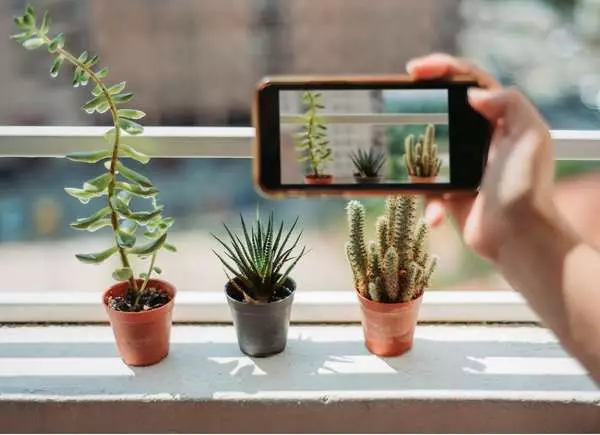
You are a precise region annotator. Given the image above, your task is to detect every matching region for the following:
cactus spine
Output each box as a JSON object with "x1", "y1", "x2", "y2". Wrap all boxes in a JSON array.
[
  {"x1": 345, "y1": 196, "x2": 438, "y2": 303},
  {"x1": 404, "y1": 124, "x2": 443, "y2": 178}
]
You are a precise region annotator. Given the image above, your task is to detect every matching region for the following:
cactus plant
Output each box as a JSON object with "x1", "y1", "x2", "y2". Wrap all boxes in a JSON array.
[
  {"x1": 294, "y1": 91, "x2": 334, "y2": 182},
  {"x1": 350, "y1": 148, "x2": 386, "y2": 181},
  {"x1": 404, "y1": 124, "x2": 443, "y2": 179},
  {"x1": 345, "y1": 196, "x2": 438, "y2": 303}
]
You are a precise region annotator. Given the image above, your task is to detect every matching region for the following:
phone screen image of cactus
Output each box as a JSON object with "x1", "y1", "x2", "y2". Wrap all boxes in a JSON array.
[
  {"x1": 350, "y1": 148, "x2": 386, "y2": 178},
  {"x1": 11, "y1": 6, "x2": 176, "y2": 312},
  {"x1": 404, "y1": 124, "x2": 443, "y2": 178},
  {"x1": 212, "y1": 212, "x2": 307, "y2": 304},
  {"x1": 294, "y1": 91, "x2": 333, "y2": 178},
  {"x1": 345, "y1": 196, "x2": 438, "y2": 303}
]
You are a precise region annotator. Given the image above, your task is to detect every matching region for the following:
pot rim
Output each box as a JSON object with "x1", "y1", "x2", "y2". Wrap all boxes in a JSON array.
[
  {"x1": 304, "y1": 174, "x2": 333, "y2": 179},
  {"x1": 356, "y1": 289, "x2": 423, "y2": 308},
  {"x1": 225, "y1": 277, "x2": 296, "y2": 307},
  {"x1": 102, "y1": 278, "x2": 177, "y2": 316},
  {"x1": 408, "y1": 175, "x2": 437, "y2": 181}
]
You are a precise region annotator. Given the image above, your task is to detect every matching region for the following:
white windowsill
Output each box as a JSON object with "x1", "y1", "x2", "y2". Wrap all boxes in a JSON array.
[{"x1": 1, "y1": 324, "x2": 598, "y2": 433}]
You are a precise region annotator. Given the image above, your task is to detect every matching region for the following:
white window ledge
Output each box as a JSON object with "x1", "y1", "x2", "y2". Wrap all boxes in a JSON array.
[{"x1": 0, "y1": 325, "x2": 598, "y2": 433}]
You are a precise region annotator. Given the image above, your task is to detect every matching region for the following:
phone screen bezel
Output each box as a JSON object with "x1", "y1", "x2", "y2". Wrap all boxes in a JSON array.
[{"x1": 255, "y1": 77, "x2": 491, "y2": 196}]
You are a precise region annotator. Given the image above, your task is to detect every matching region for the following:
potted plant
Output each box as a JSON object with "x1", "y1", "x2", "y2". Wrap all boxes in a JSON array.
[
  {"x1": 294, "y1": 91, "x2": 334, "y2": 184},
  {"x1": 350, "y1": 148, "x2": 386, "y2": 183},
  {"x1": 345, "y1": 196, "x2": 438, "y2": 356},
  {"x1": 12, "y1": 6, "x2": 177, "y2": 366},
  {"x1": 404, "y1": 124, "x2": 443, "y2": 183},
  {"x1": 212, "y1": 211, "x2": 307, "y2": 357}
]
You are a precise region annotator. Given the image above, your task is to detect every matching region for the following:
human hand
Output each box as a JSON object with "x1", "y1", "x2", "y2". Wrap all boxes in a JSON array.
[{"x1": 406, "y1": 53, "x2": 557, "y2": 262}]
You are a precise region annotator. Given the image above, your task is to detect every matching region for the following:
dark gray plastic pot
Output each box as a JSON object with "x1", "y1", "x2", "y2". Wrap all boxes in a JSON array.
[{"x1": 225, "y1": 278, "x2": 296, "y2": 357}]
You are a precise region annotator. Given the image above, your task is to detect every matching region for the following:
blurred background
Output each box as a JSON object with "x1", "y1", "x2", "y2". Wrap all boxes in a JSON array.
[{"x1": 1, "y1": 0, "x2": 600, "y2": 293}]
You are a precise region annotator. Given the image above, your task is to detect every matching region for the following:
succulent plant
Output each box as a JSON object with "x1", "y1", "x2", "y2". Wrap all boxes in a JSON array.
[
  {"x1": 345, "y1": 196, "x2": 438, "y2": 303},
  {"x1": 350, "y1": 148, "x2": 386, "y2": 178},
  {"x1": 11, "y1": 5, "x2": 176, "y2": 311},
  {"x1": 212, "y1": 211, "x2": 308, "y2": 304},
  {"x1": 404, "y1": 124, "x2": 443, "y2": 178},
  {"x1": 294, "y1": 91, "x2": 333, "y2": 177}
]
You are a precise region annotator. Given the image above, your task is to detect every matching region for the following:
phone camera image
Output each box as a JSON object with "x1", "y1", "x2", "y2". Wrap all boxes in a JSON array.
[{"x1": 279, "y1": 89, "x2": 450, "y2": 187}]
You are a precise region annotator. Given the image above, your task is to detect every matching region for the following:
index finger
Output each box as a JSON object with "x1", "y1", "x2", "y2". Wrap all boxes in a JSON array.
[{"x1": 406, "y1": 53, "x2": 502, "y2": 90}]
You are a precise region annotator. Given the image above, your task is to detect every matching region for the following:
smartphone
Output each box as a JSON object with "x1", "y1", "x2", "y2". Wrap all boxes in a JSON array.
[{"x1": 253, "y1": 74, "x2": 491, "y2": 197}]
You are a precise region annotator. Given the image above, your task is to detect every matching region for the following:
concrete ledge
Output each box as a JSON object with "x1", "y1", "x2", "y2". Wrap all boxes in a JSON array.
[{"x1": 0, "y1": 325, "x2": 598, "y2": 433}]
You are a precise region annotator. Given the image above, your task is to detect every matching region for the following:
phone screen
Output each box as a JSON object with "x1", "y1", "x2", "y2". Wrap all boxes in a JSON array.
[{"x1": 255, "y1": 78, "x2": 491, "y2": 196}]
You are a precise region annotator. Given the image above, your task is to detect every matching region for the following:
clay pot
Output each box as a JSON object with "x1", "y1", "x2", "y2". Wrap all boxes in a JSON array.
[
  {"x1": 356, "y1": 291, "x2": 423, "y2": 357},
  {"x1": 103, "y1": 279, "x2": 176, "y2": 366},
  {"x1": 225, "y1": 278, "x2": 296, "y2": 357},
  {"x1": 304, "y1": 174, "x2": 333, "y2": 185},
  {"x1": 409, "y1": 175, "x2": 436, "y2": 183}
]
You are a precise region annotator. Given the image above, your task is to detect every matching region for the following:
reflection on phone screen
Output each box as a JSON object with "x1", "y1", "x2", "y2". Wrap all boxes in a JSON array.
[{"x1": 279, "y1": 89, "x2": 450, "y2": 186}]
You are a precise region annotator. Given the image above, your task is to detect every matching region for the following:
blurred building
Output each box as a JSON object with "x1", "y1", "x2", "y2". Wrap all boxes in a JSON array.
[{"x1": 0, "y1": 0, "x2": 462, "y2": 127}]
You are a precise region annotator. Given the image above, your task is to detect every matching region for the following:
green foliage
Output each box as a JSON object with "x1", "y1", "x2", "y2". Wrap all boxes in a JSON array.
[
  {"x1": 345, "y1": 196, "x2": 438, "y2": 303},
  {"x1": 350, "y1": 148, "x2": 386, "y2": 178},
  {"x1": 294, "y1": 91, "x2": 333, "y2": 177},
  {"x1": 404, "y1": 124, "x2": 443, "y2": 178},
  {"x1": 12, "y1": 5, "x2": 176, "y2": 304},
  {"x1": 212, "y1": 212, "x2": 307, "y2": 304}
]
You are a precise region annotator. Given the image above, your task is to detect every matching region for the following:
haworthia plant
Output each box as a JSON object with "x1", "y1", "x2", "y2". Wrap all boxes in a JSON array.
[
  {"x1": 294, "y1": 91, "x2": 333, "y2": 177},
  {"x1": 11, "y1": 5, "x2": 176, "y2": 306},
  {"x1": 404, "y1": 124, "x2": 443, "y2": 178},
  {"x1": 345, "y1": 196, "x2": 438, "y2": 303}
]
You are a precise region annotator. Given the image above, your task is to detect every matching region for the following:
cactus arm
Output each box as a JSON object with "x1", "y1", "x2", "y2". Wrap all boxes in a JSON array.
[
  {"x1": 376, "y1": 216, "x2": 388, "y2": 261},
  {"x1": 346, "y1": 201, "x2": 369, "y2": 296},
  {"x1": 412, "y1": 220, "x2": 428, "y2": 265},
  {"x1": 385, "y1": 196, "x2": 399, "y2": 248},
  {"x1": 367, "y1": 240, "x2": 381, "y2": 283},
  {"x1": 369, "y1": 280, "x2": 382, "y2": 302},
  {"x1": 383, "y1": 247, "x2": 400, "y2": 302},
  {"x1": 404, "y1": 135, "x2": 415, "y2": 176}
]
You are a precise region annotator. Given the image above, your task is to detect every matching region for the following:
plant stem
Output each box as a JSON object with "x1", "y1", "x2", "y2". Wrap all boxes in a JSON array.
[
  {"x1": 306, "y1": 94, "x2": 319, "y2": 177},
  {"x1": 39, "y1": 33, "x2": 138, "y2": 291},
  {"x1": 139, "y1": 252, "x2": 157, "y2": 293}
]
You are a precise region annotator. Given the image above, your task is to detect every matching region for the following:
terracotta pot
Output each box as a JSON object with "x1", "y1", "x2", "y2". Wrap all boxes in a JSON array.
[
  {"x1": 357, "y1": 291, "x2": 423, "y2": 357},
  {"x1": 225, "y1": 277, "x2": 296, "y2": 357},
  {"x1": 103, "y1": 278, "x2": 176, "y2": 366},
  {"x1": 304, "y1": 174, "x2": 333, "y2": 185},
  {"x1": 409, "y1": 175, "x2": 437, "y2": 183}
]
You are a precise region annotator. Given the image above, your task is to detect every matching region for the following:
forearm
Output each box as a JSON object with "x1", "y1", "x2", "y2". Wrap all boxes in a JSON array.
[{"x1": 496, "y1": 206, "x2": 600, "y2": 384}]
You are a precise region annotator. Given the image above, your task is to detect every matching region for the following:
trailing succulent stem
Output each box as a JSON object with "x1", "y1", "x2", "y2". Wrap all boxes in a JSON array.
[
  {"x1": 350, "y1": 148, "x2": 386, "y2": 178},
  {"x1": 212, "y1": 211, "x2": 307, "y2": 304},
  {"x1": 12, "y1": 5, "x2": 176, "y2": 308},
  {"x1": 345, "y1": 196, "x2": 438, "y2": 303},
  {"x1": 294, "y1": 91, "x2": 333, "y2": 177},
  {"x1": 404, "y1": 124, "x2": 443, "y2": 178}
]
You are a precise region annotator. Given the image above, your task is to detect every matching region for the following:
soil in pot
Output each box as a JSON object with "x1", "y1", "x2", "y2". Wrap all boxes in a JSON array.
[
  {"x1": 408, "y1": 175, "x2": 437, "y2": 183},
  {"x1": 305, "y1": 174, "x2": 333, "y2": 185},
  {"x1": 103, "y1": 279, "x2": 176, "y2": 366},
  {"x1": 225, "y1": 278, "x2": 296, "y2": 357},
  {"x1": 357, "y1": 291, "x2": 423, "y2": 357}
]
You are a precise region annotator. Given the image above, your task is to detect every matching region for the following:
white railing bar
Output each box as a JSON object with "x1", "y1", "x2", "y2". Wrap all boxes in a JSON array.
[
  {"x1": 0, "y1": 127, "x2": 598, "y2": 160},
  {"x1": 0, "y1": 290, "x2": 538, "y2": 323},
  {"x1": 280, "y1": 113, "x2": 449, "y2": 124}
]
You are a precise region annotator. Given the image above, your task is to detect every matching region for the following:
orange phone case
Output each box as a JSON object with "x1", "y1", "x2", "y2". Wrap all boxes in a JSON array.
[{"x1": 252, "y1": 74, "x2": 478, "y2": 199}]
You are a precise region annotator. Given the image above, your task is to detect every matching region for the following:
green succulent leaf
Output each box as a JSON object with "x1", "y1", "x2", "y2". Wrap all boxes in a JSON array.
[
  {"x1": 96, "y1": 101, "x2": 111, "y2": 114},
  {"x1": 104, "y1": 128, "x2": 116, "y2": 144},
  {"x1": 78, "y1": 51, "x2": 88, "y2": 63},
  {"x1": 120, "y1": 219, "x2": 138, "y2": 235},
  {"x1": 70, "y1": 207, "x2": 111, "y2": 230},
  {"x1": 75, "y1": 246, "x2": 118, "y2": 265},
  {"x1": 64, "y1": 187, "x2": 105, "y2": 204},
  {"x1": 116, "y1": 181, "x2": 158, "y2": 198},
  {"x1": 118, "y1": 109, "x2": 146, "y2": 120},
  {"x1": 116, "y1": 162, "x2": 152, "y2": 187},
  {"x1": 112, "y1": 267, "x2": 134, "y2": 281},
  {"x1": 164, "y1": 243, "x2": 177, "y2": 253},
  {"x1": 108, "y1": 82, "x2": 127, "y2": 95},
  {"x1": 39, "y1": 10, "x2": 51, "y2": 33},
  {"x1": 153, "y1": 266, "x2": 162, "y2": 275},
  {"x1": 96, "y1": 67, "x2": 109, "y2": 78},
  {"x1": 119, "y1": 144, "x2": 150, "y2": 164},
  {"x1": 91, "y1": 84, "x2": 103, "y2": 97},
  {"x1": 87, "y1": 54, "x2": 99, "y2": 68},
  {"x1": 119, "y1": 118, "x2": 143, "y2": 135},
  {"x1": 22, "y1": 37, "x2": 45, "y2": 50},
  {"x1": 48, "y1": 33, "x2": 64, "y2": 52},
  {"x1": 116, "y1": 229, "x2": 136, "y2": 249},
  {"x1": 113, "y1": 93, "x2": 134, "y2": 104},
  {"x1": 129, "y1": 233, "x2": 167, "y2": 256},
  {"x1": 82, "y1": 94, "x2": 108, "y2": 114},
  {"x1": 111, "y1": 196, "x2": 132, "y2": 217},
  {"x1": 83, "y1": 173, "x2": 111, "y2": 192},
  {"x1": 50, "y1": 56, "x2": 64, "y2": 78},
  {"x1": 66, "y1": 149, "x2": 112, "y2": 163},
  {"x1": 128, "y1": 206, "x2": 164, "y2": 224}
]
